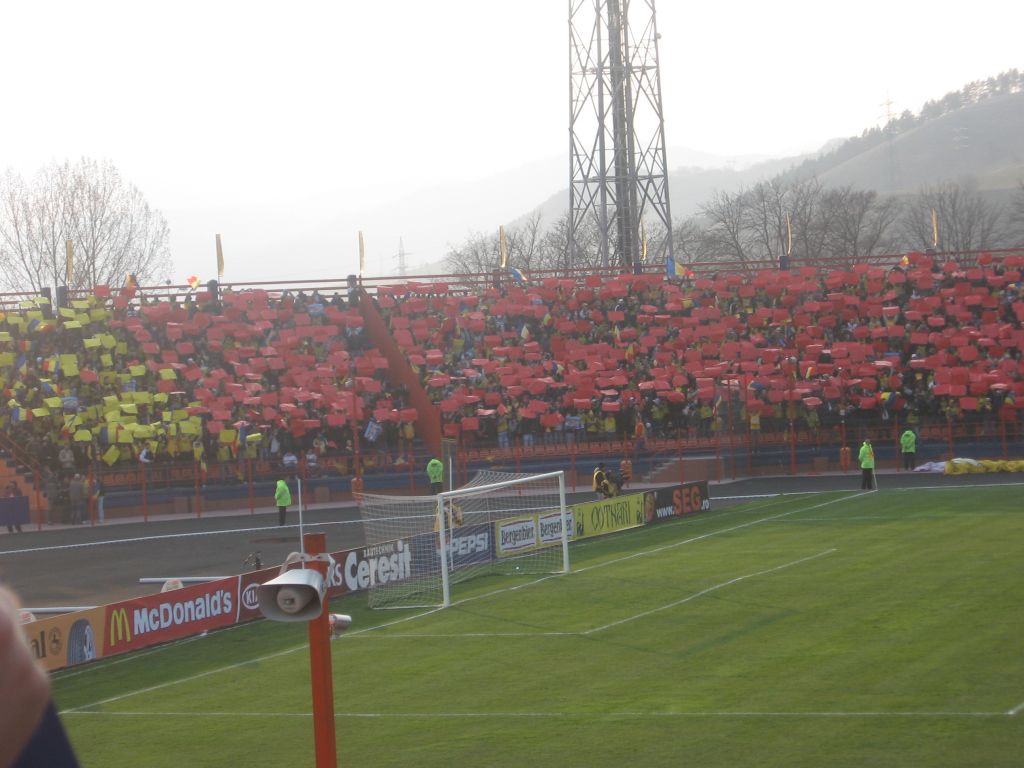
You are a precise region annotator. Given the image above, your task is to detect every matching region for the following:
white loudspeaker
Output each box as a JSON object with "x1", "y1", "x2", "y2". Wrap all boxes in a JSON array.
[
  {"x1": 329, "y1": 614, "x2": 353, "y2": 635},
  {"x1": 257, "y1": 568, "x2": 327, "y2": 622}
]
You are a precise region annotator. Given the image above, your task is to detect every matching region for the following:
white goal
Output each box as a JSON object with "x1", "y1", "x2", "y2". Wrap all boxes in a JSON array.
[{"x1": 355, "y1": 470, "x2": 570, "y2": 608}]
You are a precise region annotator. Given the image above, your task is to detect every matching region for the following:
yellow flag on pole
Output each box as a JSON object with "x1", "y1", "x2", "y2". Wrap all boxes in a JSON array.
[
  {"x1": 786, "y1": 212, "x2": 793, "y2": 256},
  {"x1": 931, "y1": 209, "x2": 939, "y2": 248},
  {"x1": 358, "y1": 231, "x2": 365, "y2": 275},
  {"x1": 65, "y1": 240, "x2": 74, "y2": 284},
  {"x1": 640, "y1": 220, "x2": 648, "y2": 264},
  {"x1": 499, "y1": 226, "x2": 508, "y2": 269},
  {"x1": 216, "y1": 234, "x2": 224, "y2": 280}
]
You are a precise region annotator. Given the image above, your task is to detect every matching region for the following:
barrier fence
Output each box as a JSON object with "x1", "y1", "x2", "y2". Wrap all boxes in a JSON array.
[{"x1": 14, "y1": 409, "x2": 1021, "y2": 527}]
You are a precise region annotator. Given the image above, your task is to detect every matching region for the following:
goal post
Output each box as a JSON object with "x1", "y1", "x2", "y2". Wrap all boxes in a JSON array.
[{"x1": 355, "y1": 470, "x2": 570, "y2": 609}]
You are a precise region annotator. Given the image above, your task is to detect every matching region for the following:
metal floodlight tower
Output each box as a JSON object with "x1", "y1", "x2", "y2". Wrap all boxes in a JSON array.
[{"x1": 569, "y1": 0, "x2": 675, "y2": 271}]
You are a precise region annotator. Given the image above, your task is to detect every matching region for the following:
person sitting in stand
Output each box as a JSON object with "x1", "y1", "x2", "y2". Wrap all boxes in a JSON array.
[{"x1": 304, "y1": 448, "x2": 319, "y2": 477}]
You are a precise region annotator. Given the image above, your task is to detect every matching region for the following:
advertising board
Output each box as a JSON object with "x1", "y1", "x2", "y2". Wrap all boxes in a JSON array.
[
  {"x1": 103, "y1": 576, "x2": 238, "y2": 655},
  {"x1": 642, "y1": 481, "x2": 711, "y2": 525},
  {"x1": 24, "y1": 483, "x2": 712, "y2": 672},
  {"x1": 572, "y1": 493, "x2": 644, "y2": 539},
  {"x1": 24, "y1": 607, "x2": 105, "y2": 673}
]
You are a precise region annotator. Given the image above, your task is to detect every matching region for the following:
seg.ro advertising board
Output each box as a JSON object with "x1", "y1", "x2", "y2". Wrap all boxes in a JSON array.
[{"x1": 642, "y1": 481, "x2": 711, "y2": 526}]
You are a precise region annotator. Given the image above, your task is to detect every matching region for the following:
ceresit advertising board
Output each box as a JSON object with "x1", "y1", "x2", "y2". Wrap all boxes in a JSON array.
[
  {"x1": 103, "y1": 577, "x2": 238, "y2": 655},
  {"x1": 334, "y1": 539, "x2": 418, "y2": 593},
  {"x1": 23, "y1": 607, "x2": 105, "y2": 673},
  {"x1": 572, "y1": 493, "x2": 644, "y2": 540}
]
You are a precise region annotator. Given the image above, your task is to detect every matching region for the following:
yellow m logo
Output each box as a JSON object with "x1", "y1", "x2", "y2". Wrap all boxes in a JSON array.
[{"x1": 109, "y1": 608, "x2": 132, "y2": 646}]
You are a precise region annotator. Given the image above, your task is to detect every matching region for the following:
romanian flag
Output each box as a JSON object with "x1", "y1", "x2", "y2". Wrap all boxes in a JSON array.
[
  {"x1": 187, "y1": 275, "x2": 200, "y2": 289},
  {"x1": 668, "y1": 256, "x2": 694, "y2": 279},
  {"x1": 899, "y1": 254, "x2": 910, "y2": 268}
]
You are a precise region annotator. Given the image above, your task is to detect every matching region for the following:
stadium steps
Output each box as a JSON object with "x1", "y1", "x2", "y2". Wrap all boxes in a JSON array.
[
  {"x1": 645, "y1": 455, "x2": 724, "y2": 484},
  {"x1": 0, "y1": 457, "x2": 49, "y2": 515}
]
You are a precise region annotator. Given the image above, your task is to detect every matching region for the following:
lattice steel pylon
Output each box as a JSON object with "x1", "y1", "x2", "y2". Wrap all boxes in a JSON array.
[{"x1": 569, "y1": 0, "x2": 675, "y2": 272}]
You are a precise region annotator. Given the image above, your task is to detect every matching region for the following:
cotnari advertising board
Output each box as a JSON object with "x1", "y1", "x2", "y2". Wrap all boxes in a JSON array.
[{"x1": 572, "y1": 493, "x2": 644, "y2": 539}]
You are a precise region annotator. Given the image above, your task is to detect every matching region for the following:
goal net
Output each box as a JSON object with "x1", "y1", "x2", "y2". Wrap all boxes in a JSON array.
[{"x1": 355, "y1": 470, "x2": 570, "y2": 608}]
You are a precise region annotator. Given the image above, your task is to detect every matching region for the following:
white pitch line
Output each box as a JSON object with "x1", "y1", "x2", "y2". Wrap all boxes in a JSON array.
[
  {"x1": 62, "y1": 709, "x2": 1009, "y2": 719},
  {"x1": 771, "y1": 516, "x2": 894, "y2": 522},
  {"x1": 58, "y1": 492, "x2": 865, "y2": 711},
  {"x1": 573, "y1": 491, "x2": 868, "y2": 577},
  {"x1": 369, "y1": 549, "x2": 837, "y2": 641},
  {"x1": 59, "y1": 642, "x2": 309, "y2": 715},
  {"x1": 890, "y1": 481, "x2": 1024, "y2": 491},
  {"x1": 1007, "y1": 700, "x2": 1024, "y2": 716},
  {"x1": 344, "y1": 631, "x2": 577, "y2": 639},
  {"x1": 52, "y1": 620, "x2": 258, "y2": 682},
  {"x1": 437, "y1": 493, "x2": 816, "y2": 614},
  {"x1": 713, "y1": 492, "x2": 818, "y2": 500},
  {"x1": 58, "y1": 607, "x2": 442, "y2": 714},
  {"x1": 0, "y1": 519, "x2": 361, "y2": 557},
  {"x1": 582, "y1": 548, "x2": 837, "y2": 635},
  {"x1": 53, "y1": 634, "x2": 204, "y2": 681}
]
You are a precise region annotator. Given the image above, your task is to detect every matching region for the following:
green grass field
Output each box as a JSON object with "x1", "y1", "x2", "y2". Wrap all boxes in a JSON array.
[{"x1": 52, "y1": 485, "x2": 1024, "y2": 767}]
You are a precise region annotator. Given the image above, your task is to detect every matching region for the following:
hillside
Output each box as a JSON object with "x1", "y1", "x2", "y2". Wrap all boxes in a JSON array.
[{"x1": 799, "y1": 92, "x2": 1024, "y2": 194}]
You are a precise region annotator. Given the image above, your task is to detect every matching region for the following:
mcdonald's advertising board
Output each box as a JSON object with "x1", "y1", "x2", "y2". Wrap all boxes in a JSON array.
[
  {"x1": 104, "y1": 576, "x2": 239, "y2": 655},
  {"x1": 23, "y1": 607, "x2": 106, "y2": 673}
]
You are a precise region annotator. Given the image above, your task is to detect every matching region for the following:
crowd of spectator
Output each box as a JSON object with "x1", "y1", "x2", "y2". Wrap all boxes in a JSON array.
[
  {"x1": 378, "y1": 252, "x2": 1023, "y2": 451},
  {"x1": 0, "y1": 283, "x2": 416, "y2": 509},
  {"x1": 2, "y1": 251, "x2": 1022, "y2": 514}
]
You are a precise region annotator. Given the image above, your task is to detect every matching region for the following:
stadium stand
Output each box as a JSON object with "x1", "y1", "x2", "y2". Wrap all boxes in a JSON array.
[
  {"x1": 379, "y1": 252, "x2": 1023, "y2": 459},
  {"x1": 2, "y1": 250, "x2": 1022, "y2": 522}
]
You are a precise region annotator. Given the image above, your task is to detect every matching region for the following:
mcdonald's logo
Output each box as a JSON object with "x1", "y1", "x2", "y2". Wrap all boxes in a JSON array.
[{"x1": 109, "y1": 608, "x2": 132, "y2": 647}]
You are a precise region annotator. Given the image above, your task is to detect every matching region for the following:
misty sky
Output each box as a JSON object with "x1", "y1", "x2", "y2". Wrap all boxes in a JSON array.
[{"x1": 1, "y1": 0, "x2": 1021, "y2": 282}]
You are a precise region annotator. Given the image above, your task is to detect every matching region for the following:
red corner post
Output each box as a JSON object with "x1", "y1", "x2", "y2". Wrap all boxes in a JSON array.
[{"x1": 304, "y1": 532, "x2": 338, "y2": 768}]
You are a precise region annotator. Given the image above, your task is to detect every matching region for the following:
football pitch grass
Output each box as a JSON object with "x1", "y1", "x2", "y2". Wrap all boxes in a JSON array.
[{"x1": 53, "y1": 485, "x2": 1024, "y2": 767}]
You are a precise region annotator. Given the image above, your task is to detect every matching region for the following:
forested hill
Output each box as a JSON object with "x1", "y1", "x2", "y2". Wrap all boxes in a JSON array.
[{"x1": 781, "y1": 71, "x2": 1024, "y2": 195}]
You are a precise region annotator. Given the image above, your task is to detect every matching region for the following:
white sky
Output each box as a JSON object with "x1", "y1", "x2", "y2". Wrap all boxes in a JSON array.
[{"x1": 1, "y1": 0, "x2": 1021, "y2": 281}]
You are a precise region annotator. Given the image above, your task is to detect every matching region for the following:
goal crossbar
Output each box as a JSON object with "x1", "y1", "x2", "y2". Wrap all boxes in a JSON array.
[{"x1": 357, "y1": 470, "x2": 570, "y2": 609}]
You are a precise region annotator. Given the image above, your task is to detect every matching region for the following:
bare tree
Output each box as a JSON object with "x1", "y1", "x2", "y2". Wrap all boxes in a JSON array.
[
  {"x1": 746, "y1": 181, "x2": 788, "y2": 265},
  {"x1": 699, "y1": 189, "x2": 753, "y2": 265},
  {"x1": 444, "y1": 231, "x2": 499, "y2": 275},
  {"x1": 446, "y1": 211, "x2": 609, "y2": 277},
  {"x1": 899, "y1": 181, "x2": 1003, "y2": 254},
  {"x1": 819, "y1": 187, "x2": 902, "y2": 261},
  {"x1": 0, "y1": 158, "x2": 171, "y2": 293},
  {"x1": 1007, "y1": 181, "x2": 1024, "y2": 247}
]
